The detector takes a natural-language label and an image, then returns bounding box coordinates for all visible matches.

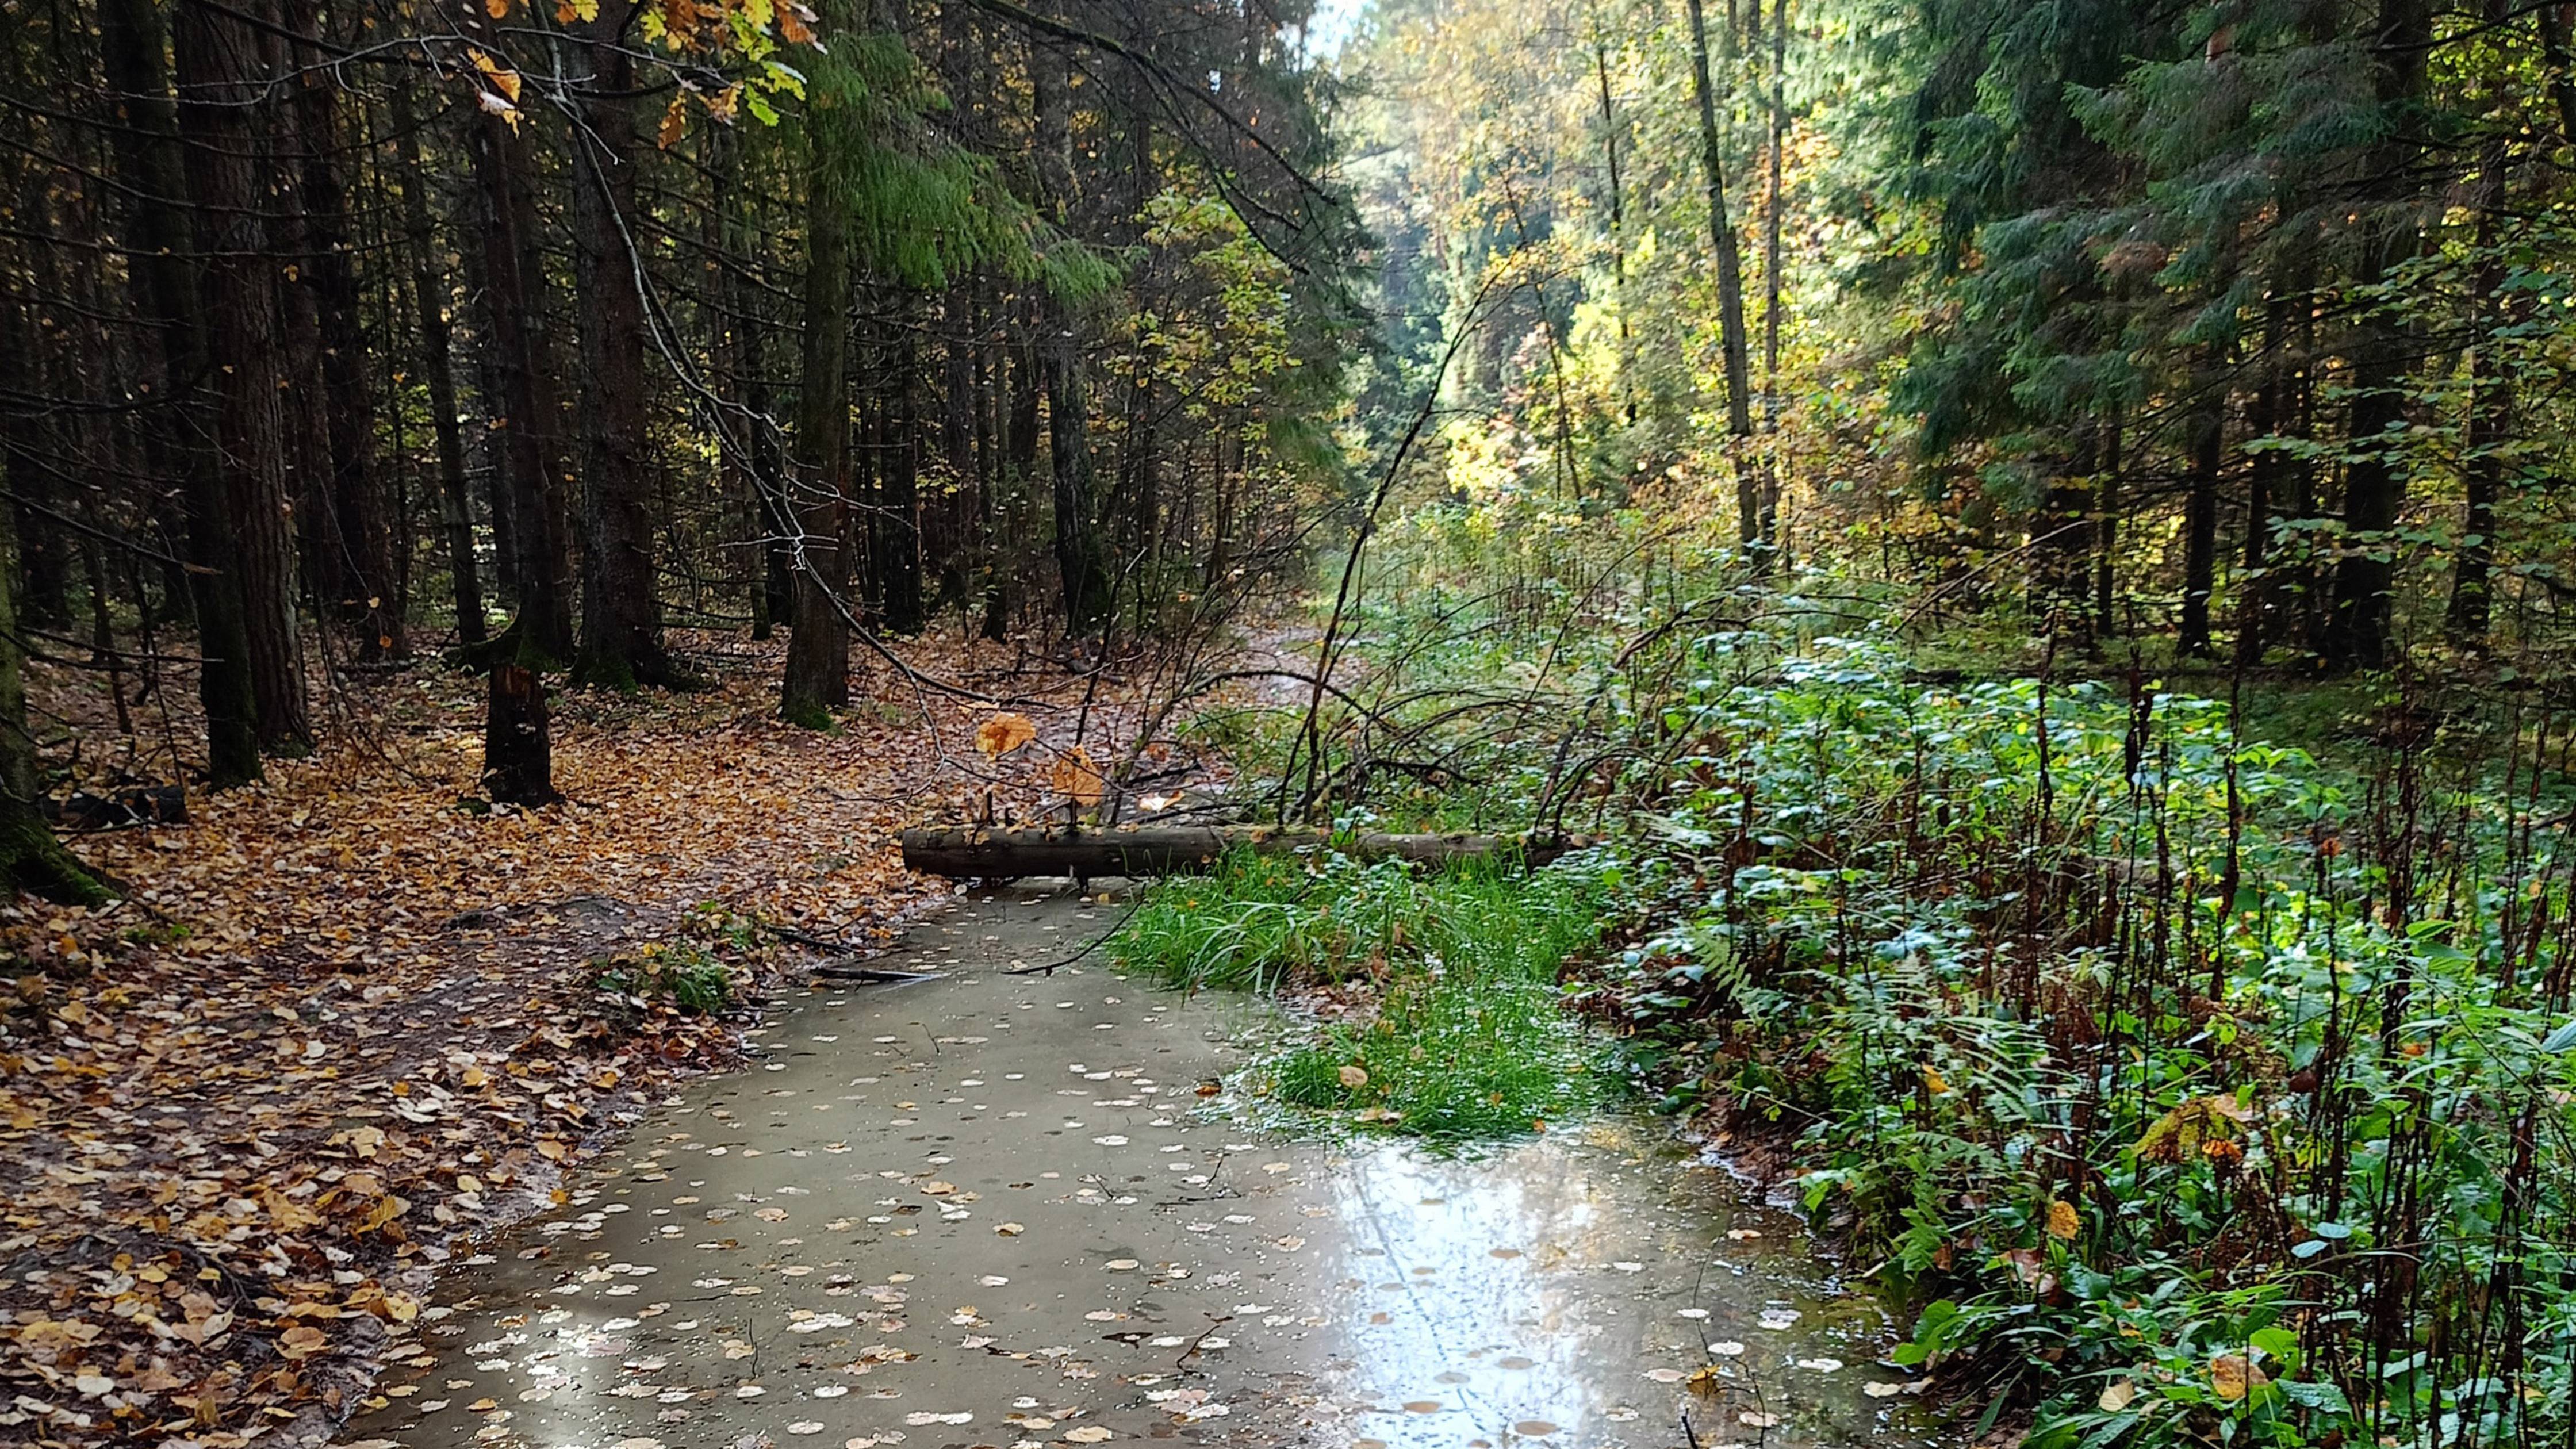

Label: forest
[4,0,2575,1447]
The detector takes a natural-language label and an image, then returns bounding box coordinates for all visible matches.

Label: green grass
[1272,973,1603,1137]
[1113,849,1619,1144]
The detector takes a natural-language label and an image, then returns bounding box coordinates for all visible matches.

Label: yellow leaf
[1684,1365,1724,1398]
[1922,1065,1949,1095]
[1051,746,1103,807]
[974,712,1036,758]
[2099,1378,2137,1412]
[2046,1198,2080,1240]
[355,1194,408,1233]
[470,50,521,103]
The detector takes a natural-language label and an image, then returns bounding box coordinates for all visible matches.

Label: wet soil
[346,887,1932,1449]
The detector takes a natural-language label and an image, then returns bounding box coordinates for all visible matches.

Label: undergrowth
[1207,530,2576,1448]
[1582,630,2576,1449]
[1112,849,1616,1145]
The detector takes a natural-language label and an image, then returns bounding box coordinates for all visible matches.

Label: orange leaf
[779,3,816,45]
[657,94,688,150]
[1051,746,1103,807]
[2209,1354,2267,1401]
[484,0,513,17]
[975,712,1036,758]
[470,50,522,104]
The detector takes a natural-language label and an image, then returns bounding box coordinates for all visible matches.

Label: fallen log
[899,825,1592,879]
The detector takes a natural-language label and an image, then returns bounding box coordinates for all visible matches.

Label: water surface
[349,888,1928,1449]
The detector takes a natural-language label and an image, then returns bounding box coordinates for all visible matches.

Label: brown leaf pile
[0,630,1155,1447]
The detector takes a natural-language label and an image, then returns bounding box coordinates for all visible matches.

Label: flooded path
[350,888,1929,1449]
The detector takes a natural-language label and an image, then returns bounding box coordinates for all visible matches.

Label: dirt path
[346,890,1926,1449]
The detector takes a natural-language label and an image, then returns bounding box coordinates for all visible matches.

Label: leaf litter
[0,631,1178,1447]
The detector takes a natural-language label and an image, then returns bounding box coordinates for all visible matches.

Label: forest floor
[0,630,1182,1448]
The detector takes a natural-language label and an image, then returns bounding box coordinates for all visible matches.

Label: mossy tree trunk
[0,461,113,904]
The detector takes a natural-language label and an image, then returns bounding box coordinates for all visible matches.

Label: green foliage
[804,27,1038,290]
[597,940,738,1014]
[1582,624,2576,1449]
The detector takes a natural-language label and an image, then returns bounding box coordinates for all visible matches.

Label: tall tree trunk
[286,0,404,660]
[390,82,486,646]
[1759,0,1788,549]
[1032,45,1106,630]
[883,324,926,634]
[570,0,676,689]
[988,299,1041,637]
[463,104,574,660]
[781,0,857,727]
[1684,0,1761,562]
[1593,34,1635,429]
[0,477,112,903]
[2320,0,2429,673]
[2445,139,2513,643]
[2093,409,2121,637]
[940,285,978,621]
[95,0,260,786]
[2237,298,2288,668]
[2179,367,2223,657]
[177,0,312,757]
[2038,446,2094,636]
[9,177,72,632]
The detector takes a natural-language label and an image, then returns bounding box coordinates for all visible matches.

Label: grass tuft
[1113,849,1617,1145]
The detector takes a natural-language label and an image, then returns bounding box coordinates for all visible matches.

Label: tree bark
[1032,43,1107,630]
[883,322,926,634]
[901,826,1596,880]
[2237,300,2288,668]
[463,100,575,661]
[781,0,857,727]
[176,0,312,757]
[390,81,487,646]
[482,651,561,806]
[285,0,404,660]
[1684,0,1762,561]
[2179,368,2223,657]
[95,0,262,787]
[0,489,113,904]
[2445,138,2513,643]
[2320,0,2430,673]
[570,0,677,689]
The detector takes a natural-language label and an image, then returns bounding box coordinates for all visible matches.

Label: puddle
[348,888,1933,1449]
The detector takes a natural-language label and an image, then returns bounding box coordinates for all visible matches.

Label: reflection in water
[346,890,1931,1449]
